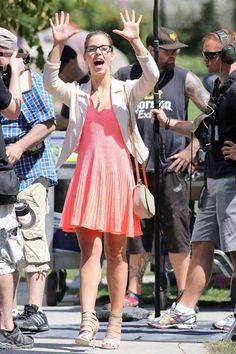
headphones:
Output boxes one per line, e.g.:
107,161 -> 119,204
215,29 -> 236,64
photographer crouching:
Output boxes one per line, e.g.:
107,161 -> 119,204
0,27 -> 57,337
149,29 -> 236,330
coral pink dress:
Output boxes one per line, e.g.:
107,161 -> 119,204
60,101 -> 142,237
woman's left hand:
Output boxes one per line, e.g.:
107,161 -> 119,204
112,9 -> 142,42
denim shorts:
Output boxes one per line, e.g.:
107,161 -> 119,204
18,180 -> 50,273
0,204 -> 23,275
192,175 -> 236,252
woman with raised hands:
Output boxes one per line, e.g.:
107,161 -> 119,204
43,9 -> 159,350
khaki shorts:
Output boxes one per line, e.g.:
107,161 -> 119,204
18,180 -> 50,273
0,204 -> 24,275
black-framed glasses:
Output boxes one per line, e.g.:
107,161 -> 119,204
85,45 -> 113,54
202,51 -> 221,60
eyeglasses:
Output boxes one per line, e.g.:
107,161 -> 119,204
85,45 -> 113,54
202,51 -> 221,60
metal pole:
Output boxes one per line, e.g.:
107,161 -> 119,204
153,0 -> 161,317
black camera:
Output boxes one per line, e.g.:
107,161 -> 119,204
0,49 -> 30,62
0,49 -> 31,90
0,49 -> 31,74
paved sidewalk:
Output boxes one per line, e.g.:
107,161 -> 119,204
12,281 -> 234,354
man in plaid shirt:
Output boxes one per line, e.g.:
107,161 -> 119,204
0,28 -> 57,333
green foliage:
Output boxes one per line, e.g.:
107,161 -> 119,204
0,0 -> 54,68
0,0 -> 86,69
172,0 -> 221,55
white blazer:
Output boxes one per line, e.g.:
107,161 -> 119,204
43,52 -> 159,168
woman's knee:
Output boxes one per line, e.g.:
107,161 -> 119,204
104,242 -> 127,265
77,229 -> 103,261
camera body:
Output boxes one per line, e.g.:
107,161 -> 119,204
0,49 -> 31,79
0,50 -> 31,92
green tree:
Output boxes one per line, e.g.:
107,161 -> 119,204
0,0 -> 86,69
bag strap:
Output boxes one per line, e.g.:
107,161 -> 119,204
124,88 -> 149,188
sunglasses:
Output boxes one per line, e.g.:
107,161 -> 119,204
202,51 -> 221,60
85,45 -> 113,54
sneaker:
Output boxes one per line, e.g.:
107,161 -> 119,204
212,313 -> 236,331
104,291 -> 141,310
147,302 -> 197,329
0,325 -> 34,349
14,304 -> 49,332
123,292 -> 141,307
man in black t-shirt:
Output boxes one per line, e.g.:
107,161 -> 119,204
107,27 -> 210,309
149,29 -> 236,330
0,41 -> 34,349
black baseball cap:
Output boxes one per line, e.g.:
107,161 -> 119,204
146,27 -> 188,50
59,45 -> 77,73
60,45 -> 77,64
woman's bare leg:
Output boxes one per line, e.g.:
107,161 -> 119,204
104,234 -> 128,314
76,228 -> 103,310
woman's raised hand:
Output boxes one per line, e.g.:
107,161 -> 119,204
113,9 -> 142,42
49,11 -> 78,44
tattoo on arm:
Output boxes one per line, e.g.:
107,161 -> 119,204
185,71 -> 210,113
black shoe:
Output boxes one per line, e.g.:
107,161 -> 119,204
0,325 -> 34,349
14,304 -> 49,332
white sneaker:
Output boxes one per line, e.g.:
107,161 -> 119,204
212,314 -> 236,331
147,302 -> 197,329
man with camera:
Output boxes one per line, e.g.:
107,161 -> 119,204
149,29 -> 236,330
0,27 -> 57,333
0,30 -> 34,349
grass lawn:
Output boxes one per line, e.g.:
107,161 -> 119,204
206,341 -> 236,354
66,268 -> 231,306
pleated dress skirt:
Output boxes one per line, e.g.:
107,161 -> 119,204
60,102 -> 142,237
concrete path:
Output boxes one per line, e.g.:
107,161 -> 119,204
12,281 -> 234,354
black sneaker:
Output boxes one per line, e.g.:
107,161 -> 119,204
14,304 -> 49,332
0,325 -> 34,349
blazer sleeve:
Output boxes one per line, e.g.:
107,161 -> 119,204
127,52 -> 159,108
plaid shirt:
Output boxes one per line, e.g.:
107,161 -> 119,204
0,70 -> 57,191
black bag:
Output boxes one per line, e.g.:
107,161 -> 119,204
0,167 -> 19,204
